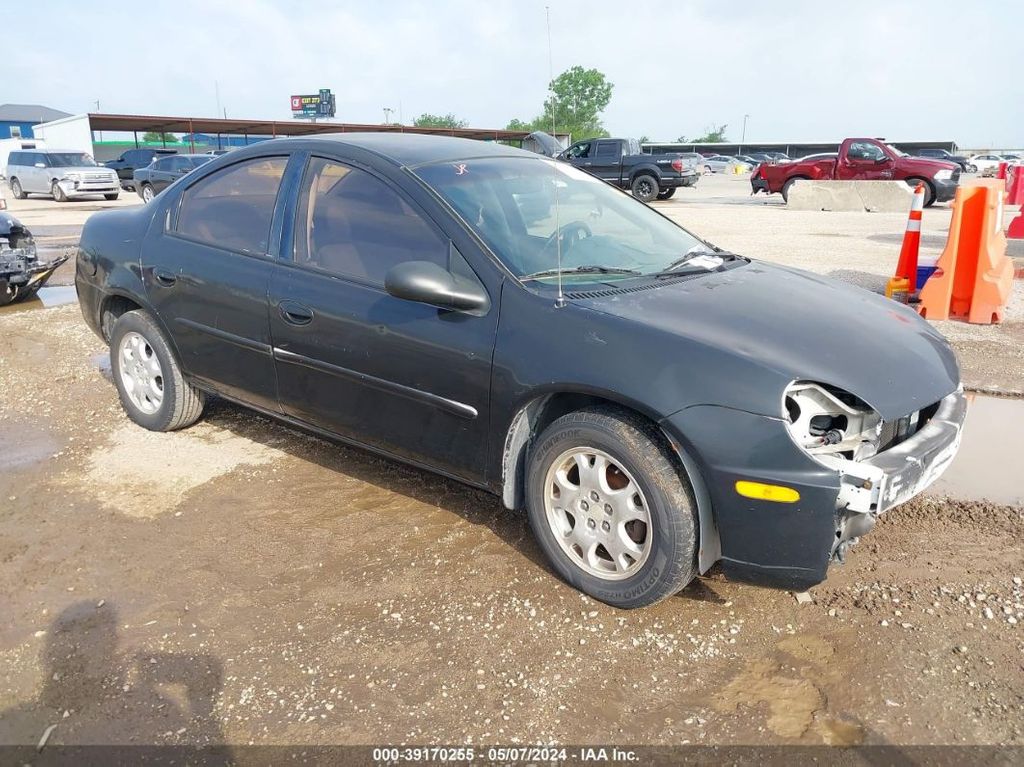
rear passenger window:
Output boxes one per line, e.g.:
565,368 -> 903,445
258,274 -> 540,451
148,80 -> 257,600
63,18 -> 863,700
595,142 -> 619,159
293,157 -> 448,286
176,157 -> 287,255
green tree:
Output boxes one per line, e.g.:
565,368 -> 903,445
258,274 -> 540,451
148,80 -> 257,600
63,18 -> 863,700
142,131 -> 178,143
413,113 -> 468,129
540,66 -> 613,140
505,118 -> 537,132
675,125 -> 728,144
638,135 -> 650,144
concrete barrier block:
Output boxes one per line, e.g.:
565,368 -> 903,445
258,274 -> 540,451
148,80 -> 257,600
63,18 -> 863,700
787,180 -> 916,212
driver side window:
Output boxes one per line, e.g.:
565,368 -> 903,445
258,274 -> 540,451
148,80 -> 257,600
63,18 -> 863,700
293,157 -> 449,286
849,142 -> 885,162
567,142 -> 592,159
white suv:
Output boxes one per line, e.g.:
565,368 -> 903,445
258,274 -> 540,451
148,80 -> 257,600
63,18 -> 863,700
6,149 -> 119,202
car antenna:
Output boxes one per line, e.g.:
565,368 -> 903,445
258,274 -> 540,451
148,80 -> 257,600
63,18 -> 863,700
546,5 -> 566,309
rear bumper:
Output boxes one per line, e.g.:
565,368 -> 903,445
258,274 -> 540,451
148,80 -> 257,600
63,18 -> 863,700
750,177 -> 771,195
660,172 -> 699,189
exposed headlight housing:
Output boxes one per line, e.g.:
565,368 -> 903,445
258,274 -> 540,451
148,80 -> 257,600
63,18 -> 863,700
783,382 -> 882,463
934,169 -> 954,180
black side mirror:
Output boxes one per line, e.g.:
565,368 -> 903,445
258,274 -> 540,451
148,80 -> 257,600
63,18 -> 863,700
875,155 -> 890,164
385,261 -> 489,313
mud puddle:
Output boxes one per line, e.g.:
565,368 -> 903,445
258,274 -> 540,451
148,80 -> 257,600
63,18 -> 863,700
0,421 -> 61,470
0,285 -> 78,314
931,394 -> 1024,506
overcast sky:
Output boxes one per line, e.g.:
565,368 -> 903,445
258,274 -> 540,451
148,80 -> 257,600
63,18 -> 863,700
11,0 -> 1023,148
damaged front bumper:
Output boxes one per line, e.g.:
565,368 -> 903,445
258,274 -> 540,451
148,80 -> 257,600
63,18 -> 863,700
829,388 -> 967,560
1,214 -> 69,306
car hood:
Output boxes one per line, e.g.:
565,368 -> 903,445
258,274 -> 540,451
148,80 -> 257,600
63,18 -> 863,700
573,261 -> 960,420
897,156 -> 958,174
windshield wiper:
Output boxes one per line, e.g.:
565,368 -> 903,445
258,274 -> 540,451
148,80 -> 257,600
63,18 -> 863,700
657,248 -> 739,276
519,265 -> 642,281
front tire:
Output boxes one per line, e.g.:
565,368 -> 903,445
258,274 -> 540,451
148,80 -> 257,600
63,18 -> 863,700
905,177 -> 935,207
110,310 -> 205,431
141,184 -> 155,203
526,407 -> 698,608
51,181 -> 67,203
10,178 -> 26,199
104,193 -> 119,201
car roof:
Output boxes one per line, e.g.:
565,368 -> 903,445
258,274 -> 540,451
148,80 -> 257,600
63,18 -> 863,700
246,133 -> 534,168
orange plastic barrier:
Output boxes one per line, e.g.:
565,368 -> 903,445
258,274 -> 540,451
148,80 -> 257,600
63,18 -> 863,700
917,180 -> 1013,324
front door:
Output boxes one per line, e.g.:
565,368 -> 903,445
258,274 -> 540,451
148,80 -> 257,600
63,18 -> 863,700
838,141 -> 893,180
268,156 -> 498,481
141,154 -> 291,411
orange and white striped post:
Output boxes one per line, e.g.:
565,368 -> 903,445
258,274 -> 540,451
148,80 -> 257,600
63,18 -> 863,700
886,183 -> 926,300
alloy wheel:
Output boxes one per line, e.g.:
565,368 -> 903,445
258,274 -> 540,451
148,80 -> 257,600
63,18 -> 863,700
543,447 -> 652,580
118,331 -> 164,414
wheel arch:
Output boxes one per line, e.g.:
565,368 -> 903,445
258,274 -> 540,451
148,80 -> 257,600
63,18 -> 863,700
627,166 -> 660,185
500,391 -> 720,575
98,291 -> 183,370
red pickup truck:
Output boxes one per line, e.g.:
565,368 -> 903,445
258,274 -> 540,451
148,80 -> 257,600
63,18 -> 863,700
751,138 -> 960,207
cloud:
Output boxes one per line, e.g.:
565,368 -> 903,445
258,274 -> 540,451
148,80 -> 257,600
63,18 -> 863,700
8,0 -> 1023,147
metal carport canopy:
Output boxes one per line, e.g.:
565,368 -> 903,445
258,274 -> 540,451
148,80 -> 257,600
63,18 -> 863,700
85,113 -> 536,142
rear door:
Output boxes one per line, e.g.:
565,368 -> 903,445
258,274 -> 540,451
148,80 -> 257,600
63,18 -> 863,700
141,154 -> 294,411
146,157 -> 175,192
589,140 -> 623,183
267,154 -> 498,481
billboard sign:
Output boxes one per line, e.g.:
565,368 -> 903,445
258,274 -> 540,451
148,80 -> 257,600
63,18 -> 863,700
290,89 -> 336,119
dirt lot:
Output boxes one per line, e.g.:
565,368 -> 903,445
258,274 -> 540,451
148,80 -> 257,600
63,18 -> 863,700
1,176 -> 1022,751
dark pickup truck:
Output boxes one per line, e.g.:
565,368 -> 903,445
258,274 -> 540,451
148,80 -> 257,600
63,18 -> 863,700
105,148 -> 178,190
559,137 -> 699,202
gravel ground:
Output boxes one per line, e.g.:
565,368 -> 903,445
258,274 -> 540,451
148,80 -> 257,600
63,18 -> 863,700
0,175 -> 1022,751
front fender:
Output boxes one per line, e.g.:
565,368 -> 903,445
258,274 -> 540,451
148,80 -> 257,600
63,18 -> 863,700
661,404 -> 841,589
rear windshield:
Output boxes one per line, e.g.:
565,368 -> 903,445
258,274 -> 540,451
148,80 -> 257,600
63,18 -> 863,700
46,153 -> 97,167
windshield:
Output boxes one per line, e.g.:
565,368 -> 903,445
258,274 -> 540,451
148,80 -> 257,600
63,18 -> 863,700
886,144 -> 907,157
48,153 -> 97,167
414,157 -> 710,281
187,156 -> 214,169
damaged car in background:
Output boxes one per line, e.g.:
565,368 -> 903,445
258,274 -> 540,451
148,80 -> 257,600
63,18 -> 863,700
75,134 -> 966,608
1,194 -> 67,306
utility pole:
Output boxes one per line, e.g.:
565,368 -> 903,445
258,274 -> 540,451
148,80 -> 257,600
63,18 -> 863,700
383,107 -> 394,125
741,114 -> 750,151
94,100 -> 102,141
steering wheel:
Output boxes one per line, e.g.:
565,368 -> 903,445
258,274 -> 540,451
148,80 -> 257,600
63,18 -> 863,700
540,220 -> 592,258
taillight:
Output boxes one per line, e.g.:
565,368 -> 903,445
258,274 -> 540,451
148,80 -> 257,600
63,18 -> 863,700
671,158 -> 683,173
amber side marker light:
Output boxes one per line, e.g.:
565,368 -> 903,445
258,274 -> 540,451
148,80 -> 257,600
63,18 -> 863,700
735,480 -> 800,503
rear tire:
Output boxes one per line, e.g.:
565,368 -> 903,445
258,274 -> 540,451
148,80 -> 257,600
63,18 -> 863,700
141,184 -> 154,204
656,187 -> 676,200
110,310 -> 205,432
10,178 -> 26,199
630,174 -> 659,203
781,176 -> 807,203
51,181 -> 67,203
525,407 -> 698,608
